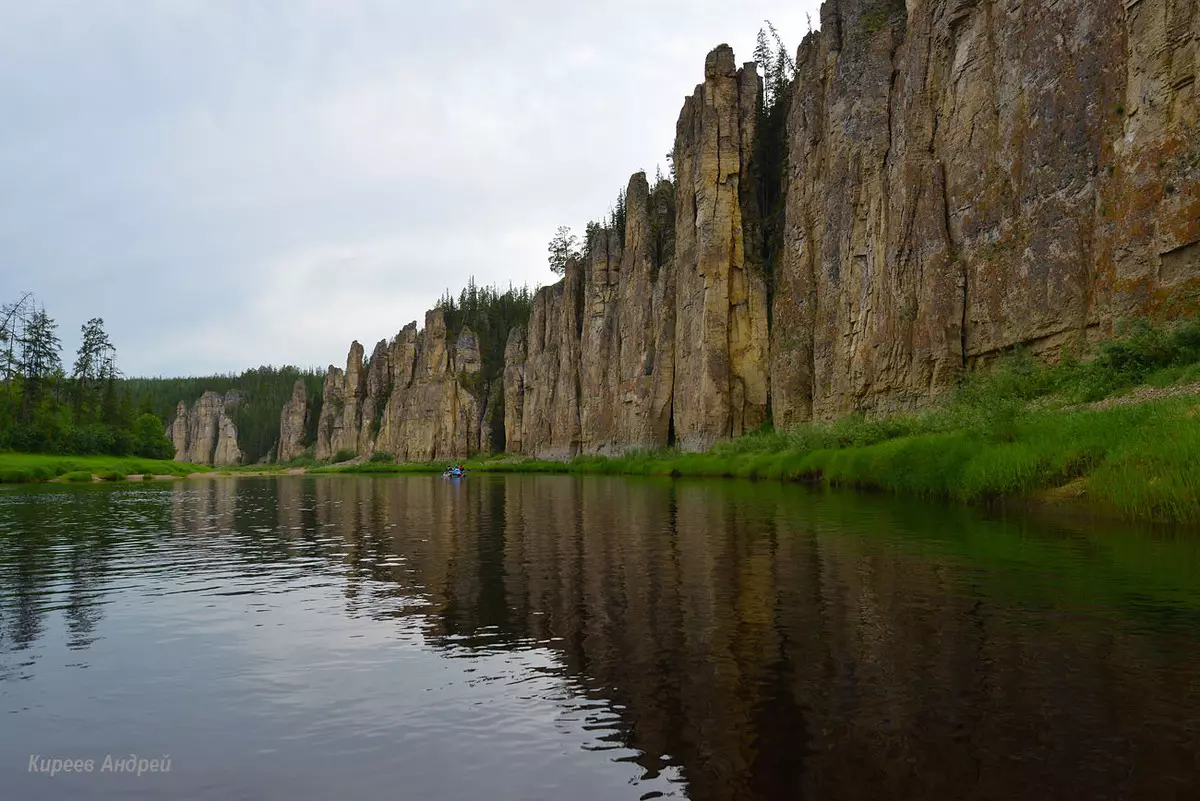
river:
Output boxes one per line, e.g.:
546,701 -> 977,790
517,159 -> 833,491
1,475 -> 1198,800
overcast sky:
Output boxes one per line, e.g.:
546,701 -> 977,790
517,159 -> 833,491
0,0 -> 822,377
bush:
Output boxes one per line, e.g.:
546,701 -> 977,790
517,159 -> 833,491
96,469 -> 125,482
332,449 -> 358,463
62,471 -> 94,483
368,451 -> 395,463
132,413 -> 176,459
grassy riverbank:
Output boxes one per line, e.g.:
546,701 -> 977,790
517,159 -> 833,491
0,452 -> 208,483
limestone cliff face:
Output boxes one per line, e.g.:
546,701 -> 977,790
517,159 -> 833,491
503,326 -> 527,456
673,44 -> 770,450
376,311 -> 489,461
512,258 -> 584,459
505,171 -> 677,458
316,311 -> 488,462
770,0 -> 1200,425
276,380 -> 308,462
167,390 -> 243,465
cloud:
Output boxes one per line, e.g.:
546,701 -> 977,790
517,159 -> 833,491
0,0 -> 822,376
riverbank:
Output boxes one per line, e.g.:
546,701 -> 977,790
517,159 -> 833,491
316,391 -> 1197,524
0,453 -> 211,483
4,389 -> 1197,522
322,320 -> 1200,524
6,320 -> 1198,523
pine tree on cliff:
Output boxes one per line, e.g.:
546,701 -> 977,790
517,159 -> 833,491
547,225 -> 580,276
754,21 -> 795,304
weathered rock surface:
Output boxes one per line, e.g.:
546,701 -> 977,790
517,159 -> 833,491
672,44 -> 770,450
511,258 -> 584,459
770,0 -> 1200,425
316,311 -> 489,462
504,171 -> 677,459
276,380 -> 308,462
167,390 -> 243,465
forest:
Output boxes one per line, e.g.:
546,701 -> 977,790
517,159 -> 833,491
1,291 -> 325,463
0,292 -> 175,458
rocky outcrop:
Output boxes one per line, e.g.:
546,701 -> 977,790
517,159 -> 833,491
315,310 -> 489,462
504,171 -> 677,459
376,311 -> 489,460
510,259 -> 584,459
314,340 -> 364,461
276,380 -> 308,462
502,326 -> 527,455
672,44 -> 770,450
770,0 -> 1200,424
166,390 -> 243,465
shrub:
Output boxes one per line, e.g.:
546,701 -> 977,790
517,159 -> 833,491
96,470 -> 125,482
368,451 -> 395,463
62,471 -> 94,483
332,449 -> 358,463
132,413 -> 176,459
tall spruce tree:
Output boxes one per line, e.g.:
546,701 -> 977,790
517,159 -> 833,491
18,307 -> 61,420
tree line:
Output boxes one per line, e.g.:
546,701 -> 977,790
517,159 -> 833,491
0,293 -> 175,458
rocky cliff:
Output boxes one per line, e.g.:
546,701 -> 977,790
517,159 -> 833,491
276,380 -> 309,462
314,309 -> 488,462
167,390 -> 243,465
499,0 -> 1197,456
769,0 -> 1199,424
296,0 -> 1197,462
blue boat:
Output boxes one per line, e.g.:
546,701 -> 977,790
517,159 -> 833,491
441,466 -> 467,479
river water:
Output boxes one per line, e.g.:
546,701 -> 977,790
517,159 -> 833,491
1,475 -> 1197,800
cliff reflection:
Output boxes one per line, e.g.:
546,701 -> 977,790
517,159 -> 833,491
3,476 -> 1199,800
298,474 -> 1200,801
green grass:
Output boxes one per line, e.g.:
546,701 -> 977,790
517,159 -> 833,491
0,452 -> 207,485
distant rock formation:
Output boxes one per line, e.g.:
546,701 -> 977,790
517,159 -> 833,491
166,390 -> 243,465
276,380 -> 308,462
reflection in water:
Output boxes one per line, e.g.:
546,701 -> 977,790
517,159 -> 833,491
2,475 -> 1199,800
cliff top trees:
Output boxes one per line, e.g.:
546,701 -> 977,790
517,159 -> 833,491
548,226 -> 580,275
753,21 -> 795,308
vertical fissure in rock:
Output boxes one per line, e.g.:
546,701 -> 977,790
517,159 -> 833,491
939,160 -> 967,368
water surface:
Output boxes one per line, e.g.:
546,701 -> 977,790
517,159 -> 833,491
1,475 -> 1198,800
